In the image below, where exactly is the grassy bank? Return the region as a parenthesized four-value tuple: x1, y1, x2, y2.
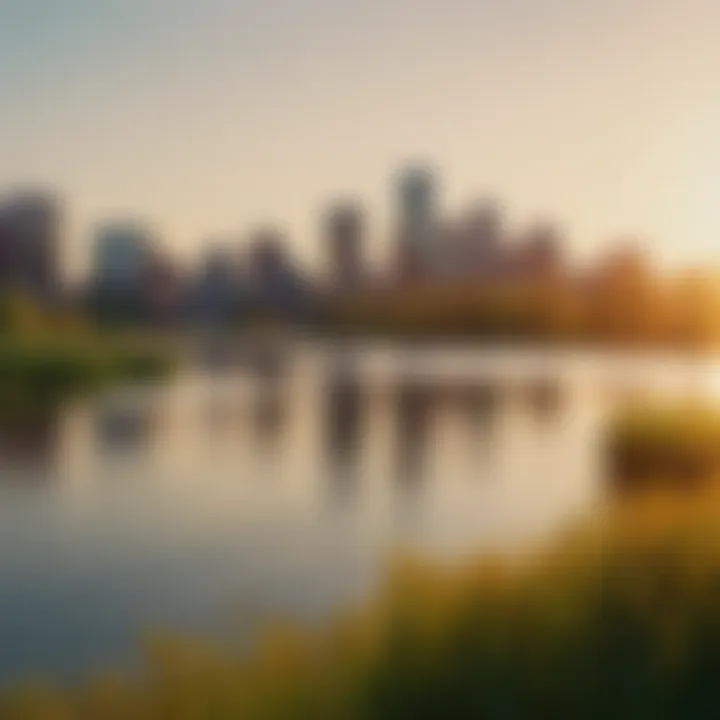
(3, 490, 720, 719)
(0, 292, 175, 410)
(3, 405, 720, 719)
(0, 339, 175, 411)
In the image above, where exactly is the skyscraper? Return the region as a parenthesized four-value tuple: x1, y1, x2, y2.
(325, 201, 365, 291)
(247, 228, 286, 290)
(144, 249, 184, 324)
(0, 190, 62, 298)
(246, 227, 312, 318)
(192, 242, 240, 324)
(397, 166, 438, 269)
(435, 219, 467, 277)
(93, 219, 154, 288)
(91, 219, 156, 322)
(463, 200, 504, 274)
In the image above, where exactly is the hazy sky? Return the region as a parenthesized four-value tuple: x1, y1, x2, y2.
(1, 0, 719, 274)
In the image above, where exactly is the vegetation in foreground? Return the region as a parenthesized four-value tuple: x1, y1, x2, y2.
(0, 340, 173, 407)
(606, 403, 720, 494)
(3, 488, 720, 719)
(0, 292, 175, 409)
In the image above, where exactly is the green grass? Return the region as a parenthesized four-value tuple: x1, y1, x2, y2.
(0, 339, 175, 411)
(4, 492, 720, 719)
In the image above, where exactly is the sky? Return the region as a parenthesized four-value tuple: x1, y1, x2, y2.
(1, 0, 720, 276)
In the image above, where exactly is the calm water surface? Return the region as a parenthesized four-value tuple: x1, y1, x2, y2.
(0, 343, 715, 683)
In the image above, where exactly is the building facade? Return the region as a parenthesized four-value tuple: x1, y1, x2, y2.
(0, 191, 62, 298)
(325, 201, 365, 291)
(397, 166, 437, 269)
(91, 219, 156, 322)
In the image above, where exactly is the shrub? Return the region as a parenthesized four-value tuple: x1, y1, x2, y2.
(0, 340, 174, 410)
(606, 404, 720, 494)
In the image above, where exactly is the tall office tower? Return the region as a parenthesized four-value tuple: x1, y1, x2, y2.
(325, 201, 365, 291)
(247, 227, 311, 317)
(435, 219, 467, 277)
(91, 219, 156, 322)
(0, 213, 14, 288)
(144, 249, 183, 323)
(201, 243, 238, 284)
(0, 190, 62, 298)
(247, 228, 287, 290)
(93, 219, 154, 288)
(397, 166, 438, 269)
(463, 200, 504, 274)
(193, 243, 239, 323)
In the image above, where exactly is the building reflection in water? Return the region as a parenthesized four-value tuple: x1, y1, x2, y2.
(525, 378, 564, 423)
(460, 381, 502, 467)
(252, 374, 286, 450)
(394, 379, 435, 493)
(245, 344, 290, 381)
(463, 382, 501, 424)
(201, 389, 239, 434)
(94, 396, 158, 453)
(324, 355, 365, 502)
(0, 407, 60, 479)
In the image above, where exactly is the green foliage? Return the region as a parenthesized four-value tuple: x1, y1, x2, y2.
(0, 287, 174, 408)
(0, 339, 174, 411)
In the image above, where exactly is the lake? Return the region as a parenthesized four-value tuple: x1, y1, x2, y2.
(0, 342, 715, 684)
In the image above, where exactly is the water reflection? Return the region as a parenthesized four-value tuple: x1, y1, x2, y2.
(245, 344, 290, 380)
(394, 380, 435, 492)
(0, 346, 714, 683)
(202, 394, 239, 433)
(525, 379, 564, 422)
(252, 377, 286, 448)
(0, 408, 60, 477)
(463, 383, 501, 426)
(324, 357, 365, 501)
(461, 382, 501, 467)
(94, 396, 158, 453)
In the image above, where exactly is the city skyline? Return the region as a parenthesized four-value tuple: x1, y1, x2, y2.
(0, 163, 697, 291)
(2, 0, 720, 276)
(0, 169, 590, 290)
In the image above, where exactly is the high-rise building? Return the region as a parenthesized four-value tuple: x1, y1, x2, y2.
(325, 201, 365, 290)
(397, 166, 438, 267)
(395, 228, 424, 283)
(144, 249, 184, 323)
(435, 220, 467, 277)
(90, 219, 156, 322)
(0, 190, 62, 298)
(463, 201, 504, 273)
(192, 243, 240, 324)
(93, 220, 154, 288)
(246, 227, 312, 317)
(0, 214, 15, 288)
(247, 228, 286, 290)
(201, 243, 238, 284)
